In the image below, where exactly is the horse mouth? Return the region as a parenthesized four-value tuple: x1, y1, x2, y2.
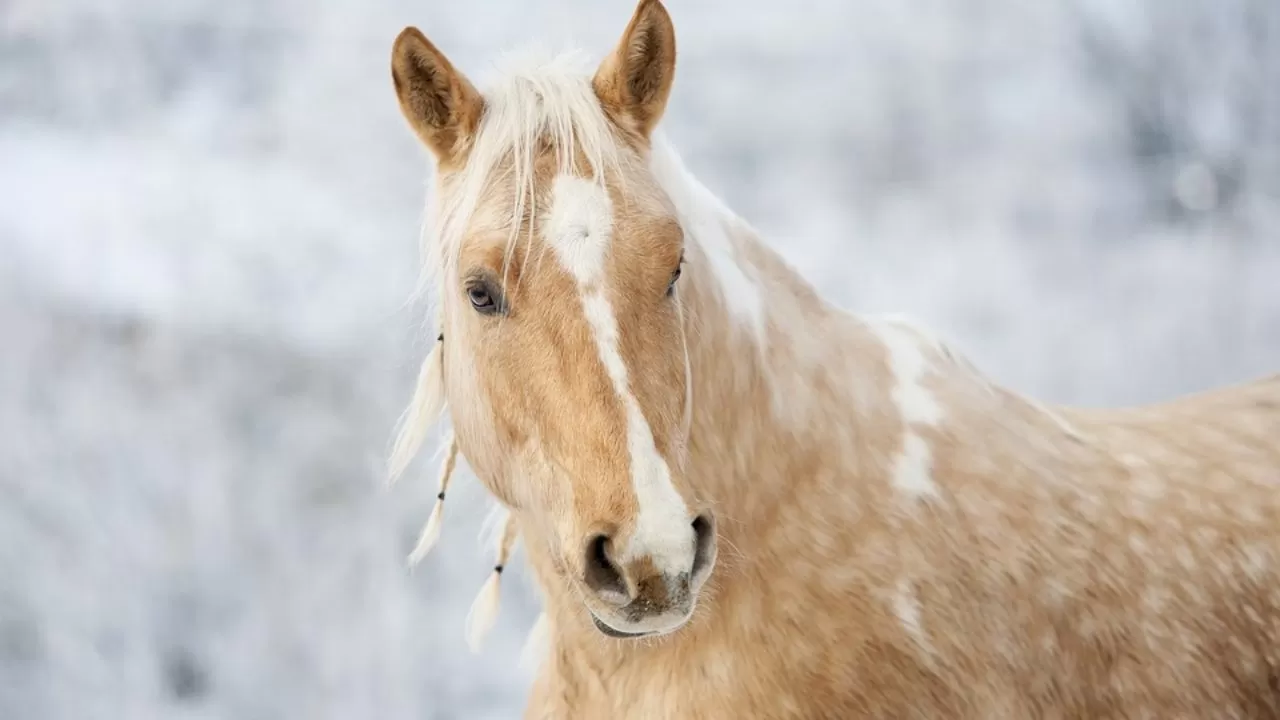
(590, 614, 654, 639)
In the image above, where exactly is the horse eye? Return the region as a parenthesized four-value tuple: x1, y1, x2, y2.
(666, 262, 683, 297)
(467, 285, 498, 314)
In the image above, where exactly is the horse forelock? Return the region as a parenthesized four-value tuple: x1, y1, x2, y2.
(411, 47, 771, 355)
(419, 48, 624, 307)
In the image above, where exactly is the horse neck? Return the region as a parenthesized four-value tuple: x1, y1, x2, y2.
(660, 142, 879, 535)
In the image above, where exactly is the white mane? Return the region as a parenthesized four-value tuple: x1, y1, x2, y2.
(647, 135, 768, 341)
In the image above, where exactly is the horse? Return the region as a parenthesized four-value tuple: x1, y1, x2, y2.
(385, 1, 1280, 717)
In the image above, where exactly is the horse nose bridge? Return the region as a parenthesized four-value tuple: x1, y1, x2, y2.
(618, 515, 698, 577)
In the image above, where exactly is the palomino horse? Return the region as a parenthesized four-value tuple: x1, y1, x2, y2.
(387, 1, 1280, 717)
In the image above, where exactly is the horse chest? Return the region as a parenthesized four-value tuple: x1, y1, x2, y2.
(532, 643, 808, 718)
(535, 633, 944, 719)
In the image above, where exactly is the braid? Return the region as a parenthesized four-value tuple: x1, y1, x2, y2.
(407, 431, 460, 566)
(392, 325, 535, 654)
(388, 331, 446, 485)
(465, 509, 520, 652)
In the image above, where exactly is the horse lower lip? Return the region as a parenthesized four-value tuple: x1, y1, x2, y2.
(591, 614, 652, 638)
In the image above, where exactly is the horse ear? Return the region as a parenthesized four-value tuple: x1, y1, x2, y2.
(592, 0, 677, 140)
(391, 27, 484, 166)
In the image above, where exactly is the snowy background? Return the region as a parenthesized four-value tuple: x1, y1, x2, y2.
(2, 0, 1278, 717)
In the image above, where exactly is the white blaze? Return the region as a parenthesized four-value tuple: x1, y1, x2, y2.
(545, 174, 693, 573)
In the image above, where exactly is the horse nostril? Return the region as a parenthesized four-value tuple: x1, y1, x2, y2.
(584, 533, 628, 601)
(691, 513, 717, 579)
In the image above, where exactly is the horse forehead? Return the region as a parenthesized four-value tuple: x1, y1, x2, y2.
(543, 173, 616, 286)
(540, 171, 677, 281)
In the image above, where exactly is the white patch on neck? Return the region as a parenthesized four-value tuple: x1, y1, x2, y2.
(545, 174, 693, 573)
(872, 318, 945, 499)
(891, 579, 939, 665)
(895, 434, 938, 498)
(892, 579, 926, 642)
(648, 134, 767, 345)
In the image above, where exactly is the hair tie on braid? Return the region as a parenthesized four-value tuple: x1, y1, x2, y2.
(465, 510, 520, 653)
(407, 431, 459, 566)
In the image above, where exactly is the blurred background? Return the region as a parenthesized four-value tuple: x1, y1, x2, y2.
(2, 0, 1278, 717)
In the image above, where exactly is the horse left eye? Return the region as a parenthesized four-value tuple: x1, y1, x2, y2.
(467, 284, 500, 314)
(666, 264, 682, 297)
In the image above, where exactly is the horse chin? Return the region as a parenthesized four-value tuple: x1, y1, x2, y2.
(588, 609, 692, 640)
(591, 614, 655, 639)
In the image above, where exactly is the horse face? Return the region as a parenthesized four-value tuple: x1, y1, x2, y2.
(391, 0, 718, 638)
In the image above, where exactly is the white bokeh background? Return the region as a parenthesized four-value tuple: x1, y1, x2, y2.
(2, 0, 1277, 717)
